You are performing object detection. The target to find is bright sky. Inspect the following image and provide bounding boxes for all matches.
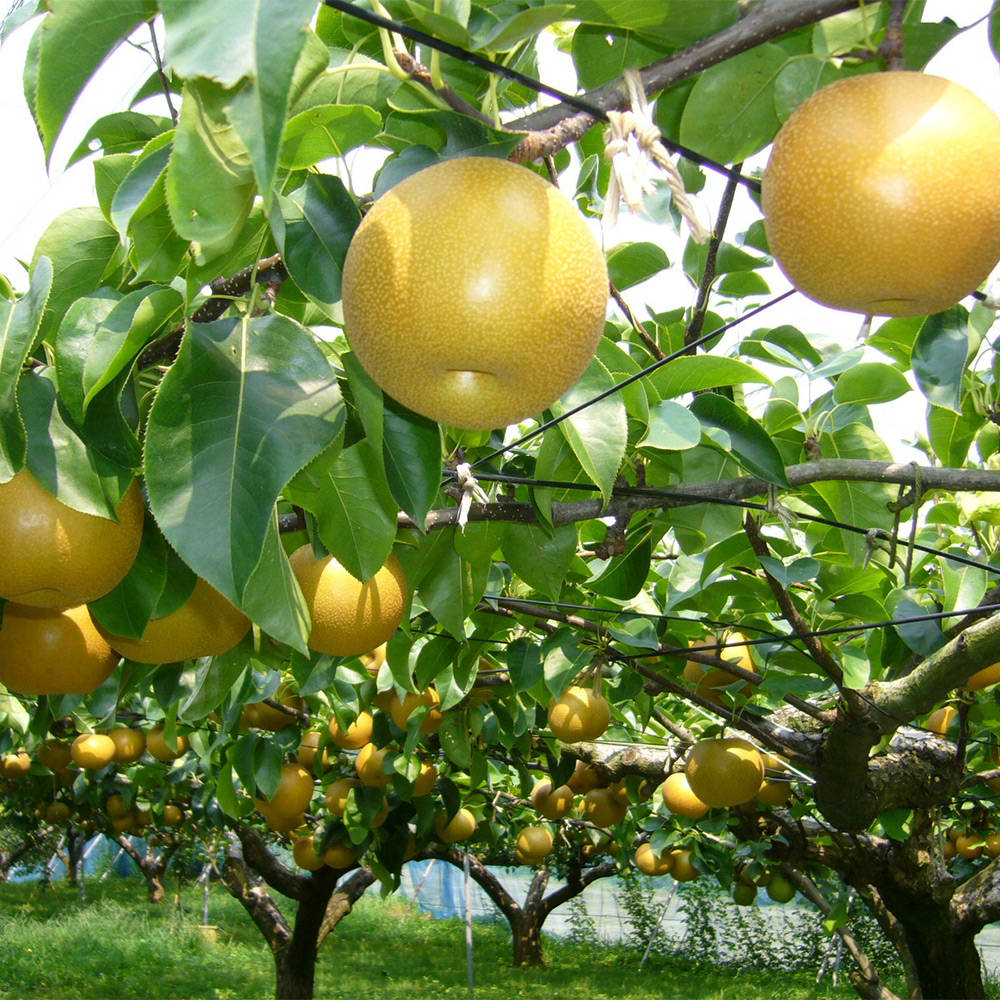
[0,1,996,460]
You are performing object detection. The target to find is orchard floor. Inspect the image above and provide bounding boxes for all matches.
[0,877,884,1000]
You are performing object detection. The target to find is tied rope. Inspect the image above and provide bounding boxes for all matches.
[603,68,710,243]
[455,462,489,531]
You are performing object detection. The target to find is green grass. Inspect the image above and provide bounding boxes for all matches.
[0,877,864,1000]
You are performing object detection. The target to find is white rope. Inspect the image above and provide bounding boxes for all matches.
[454,462,489,531]
[604,68,710,242]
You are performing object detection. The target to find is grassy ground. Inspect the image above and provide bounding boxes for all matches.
[0,877,875,1000]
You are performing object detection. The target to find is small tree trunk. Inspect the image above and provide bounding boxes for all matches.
[510,911,545,967]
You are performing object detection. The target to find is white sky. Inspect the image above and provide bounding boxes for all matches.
[0,1,996,460]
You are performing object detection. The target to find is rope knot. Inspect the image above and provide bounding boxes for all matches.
[603,68,709,242]
[454,462,489,531]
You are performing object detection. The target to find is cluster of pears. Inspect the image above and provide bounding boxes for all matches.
[0,462,412,696]
[250,659,479,873]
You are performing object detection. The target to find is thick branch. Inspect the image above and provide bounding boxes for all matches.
[509,0,860,135]
[877,612,1000,726]
[783,867,901,1000]
[219,833,292,954]
[952,857,1000,934]
[317,867,376,947]
[233,822,309,901]
[275,461,1000,535]
[538,861,618,919]
[423,845,520,922]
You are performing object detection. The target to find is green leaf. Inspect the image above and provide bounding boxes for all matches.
[587,534,653,601]
[679,44,787,164]
[180,649,248,720]
[0,258,52,479]
[912,306,968,413]
[607,242,670,290]
[572,25,672,91]
[144,314,345,650]
[650,355,770,399]
[564,0,737,45]
[55,286,183,423]
[832,363,910,406]
[68,111,173,165]
[506,639,543,694]
[88,519,182,639]
[216,0,317,206]
[33,0,157,161]
[286,439,397,582]
[215,759,240,817]
[758,556,820,588]
[472,4,572,51]
[541,630,590,699]
[438,712,472,769]
[928,401,982,469]
[773,56,839,122]
[890,593,946,658]
[500,523,579,601]
[397,531,486,638]
[382,397,442,528]
[165,80,256,261]
[280,104,382,169]
[109,136,173,235]
[31,208,119,345]
[992,2,1000,64]
[939,546,988,617]
[271,173,362,311]
[638,400,701,451]
[549,355,627,504]
[690,393,789,486]
[19,368,130,517]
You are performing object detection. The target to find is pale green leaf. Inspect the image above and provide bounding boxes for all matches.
[31,208,119,344]
[549,355,627,504]
[33,0,157,161]
[832,363,910,406]
[650,355,770,399]
[638,400,701,451]
[286,439,397,582]
[280,104,382,169]
[165,80,256,260]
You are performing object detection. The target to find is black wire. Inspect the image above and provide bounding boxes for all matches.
[454,467,1000,580]
[320,0,760,193]
[489,592,1000,655]
[470,290,795,469]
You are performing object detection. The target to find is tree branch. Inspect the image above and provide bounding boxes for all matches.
[508,0,860,136]
[783,867,901,1000]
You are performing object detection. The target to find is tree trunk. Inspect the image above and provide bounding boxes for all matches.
[879,888,983,1000]
[114,835,172,903]
[274,868,339,1000]
[510,910,545,967]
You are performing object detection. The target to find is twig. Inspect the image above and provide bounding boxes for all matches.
[610,281,665,360]
[685,163,742,351]
[744,514,845,685]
